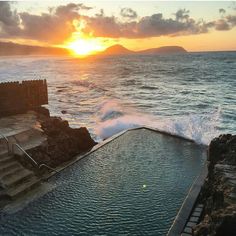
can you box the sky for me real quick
[0,1,236,53]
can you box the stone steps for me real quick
[0,153,40,201]
[0,113,44,204]
[0,164,23,179]
[6,176,40,200]
[0,160,21,173]
[1,169,34,188]
[0,154,15,165]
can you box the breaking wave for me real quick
[95,100,221,145]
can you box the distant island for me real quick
[0,41,187,57]
[100,44,187,55]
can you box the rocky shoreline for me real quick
[193,134,236,235]
[17,107,97,176]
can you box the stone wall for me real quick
[0,80,48,117]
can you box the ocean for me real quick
[0,52,235,145]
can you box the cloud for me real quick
[85,8,236,38]
[219,8,226,14]
[85,10,210,38]
[55,3,92,17]
[120,8,137,19]
[0,3,236,44]
[0,2,20,37]
[0,2,89,43]
[226,14,236,26]
[214,19,230,30]
[175,9,190,21]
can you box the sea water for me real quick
[0,52,235,144]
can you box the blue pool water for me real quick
[0,129,206,235]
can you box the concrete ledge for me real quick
[167,162,208,236]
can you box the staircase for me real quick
[0,112,57,207]
[0,113,45,205]
[0,152,40,200]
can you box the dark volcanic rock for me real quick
[24,111,97,172]
[193,134,236,236]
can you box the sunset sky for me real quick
[0,1,236,54]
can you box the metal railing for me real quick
[13,143,38,167]
[0,132,57,173]
[12,143,58,173]
[0,132,10,154]
[39,163,58,172]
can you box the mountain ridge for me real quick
[100,44,187,55]
[0,41,69,56]
[0,41,187,57]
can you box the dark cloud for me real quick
[95,9,105,17]
[219,8,226,14]
[214,19,230,30]
[0,2,88,43]
[0,2,20,37]
[17,3,89,43]
[85,8,236,38]
[120,8,137,19]
[55,3,92,17]
[19,12,75,43]
[84,14,122,38]
[175,9,190,21]
[85,10,211,38]
[0,3,236,44]
[226,15,236,26]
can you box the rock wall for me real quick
[18,107,97,173]
[193,134,236,236]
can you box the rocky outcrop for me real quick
[18,108,97,173]
[193,134,236,236]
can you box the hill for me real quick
[99,44,187,56]
[100,44,134,55]
[138,46,187,54]
[0,42,187,57]
[0,42,69,56]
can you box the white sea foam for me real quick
[95,100,221,145]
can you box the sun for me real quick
[66,38,105,56]
[62,19,106,57]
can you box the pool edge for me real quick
[167,162,208,236]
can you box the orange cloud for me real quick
[0,2,236,46]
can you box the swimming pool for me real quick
[0,128,206,235]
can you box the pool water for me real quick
[0,129,206,235]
